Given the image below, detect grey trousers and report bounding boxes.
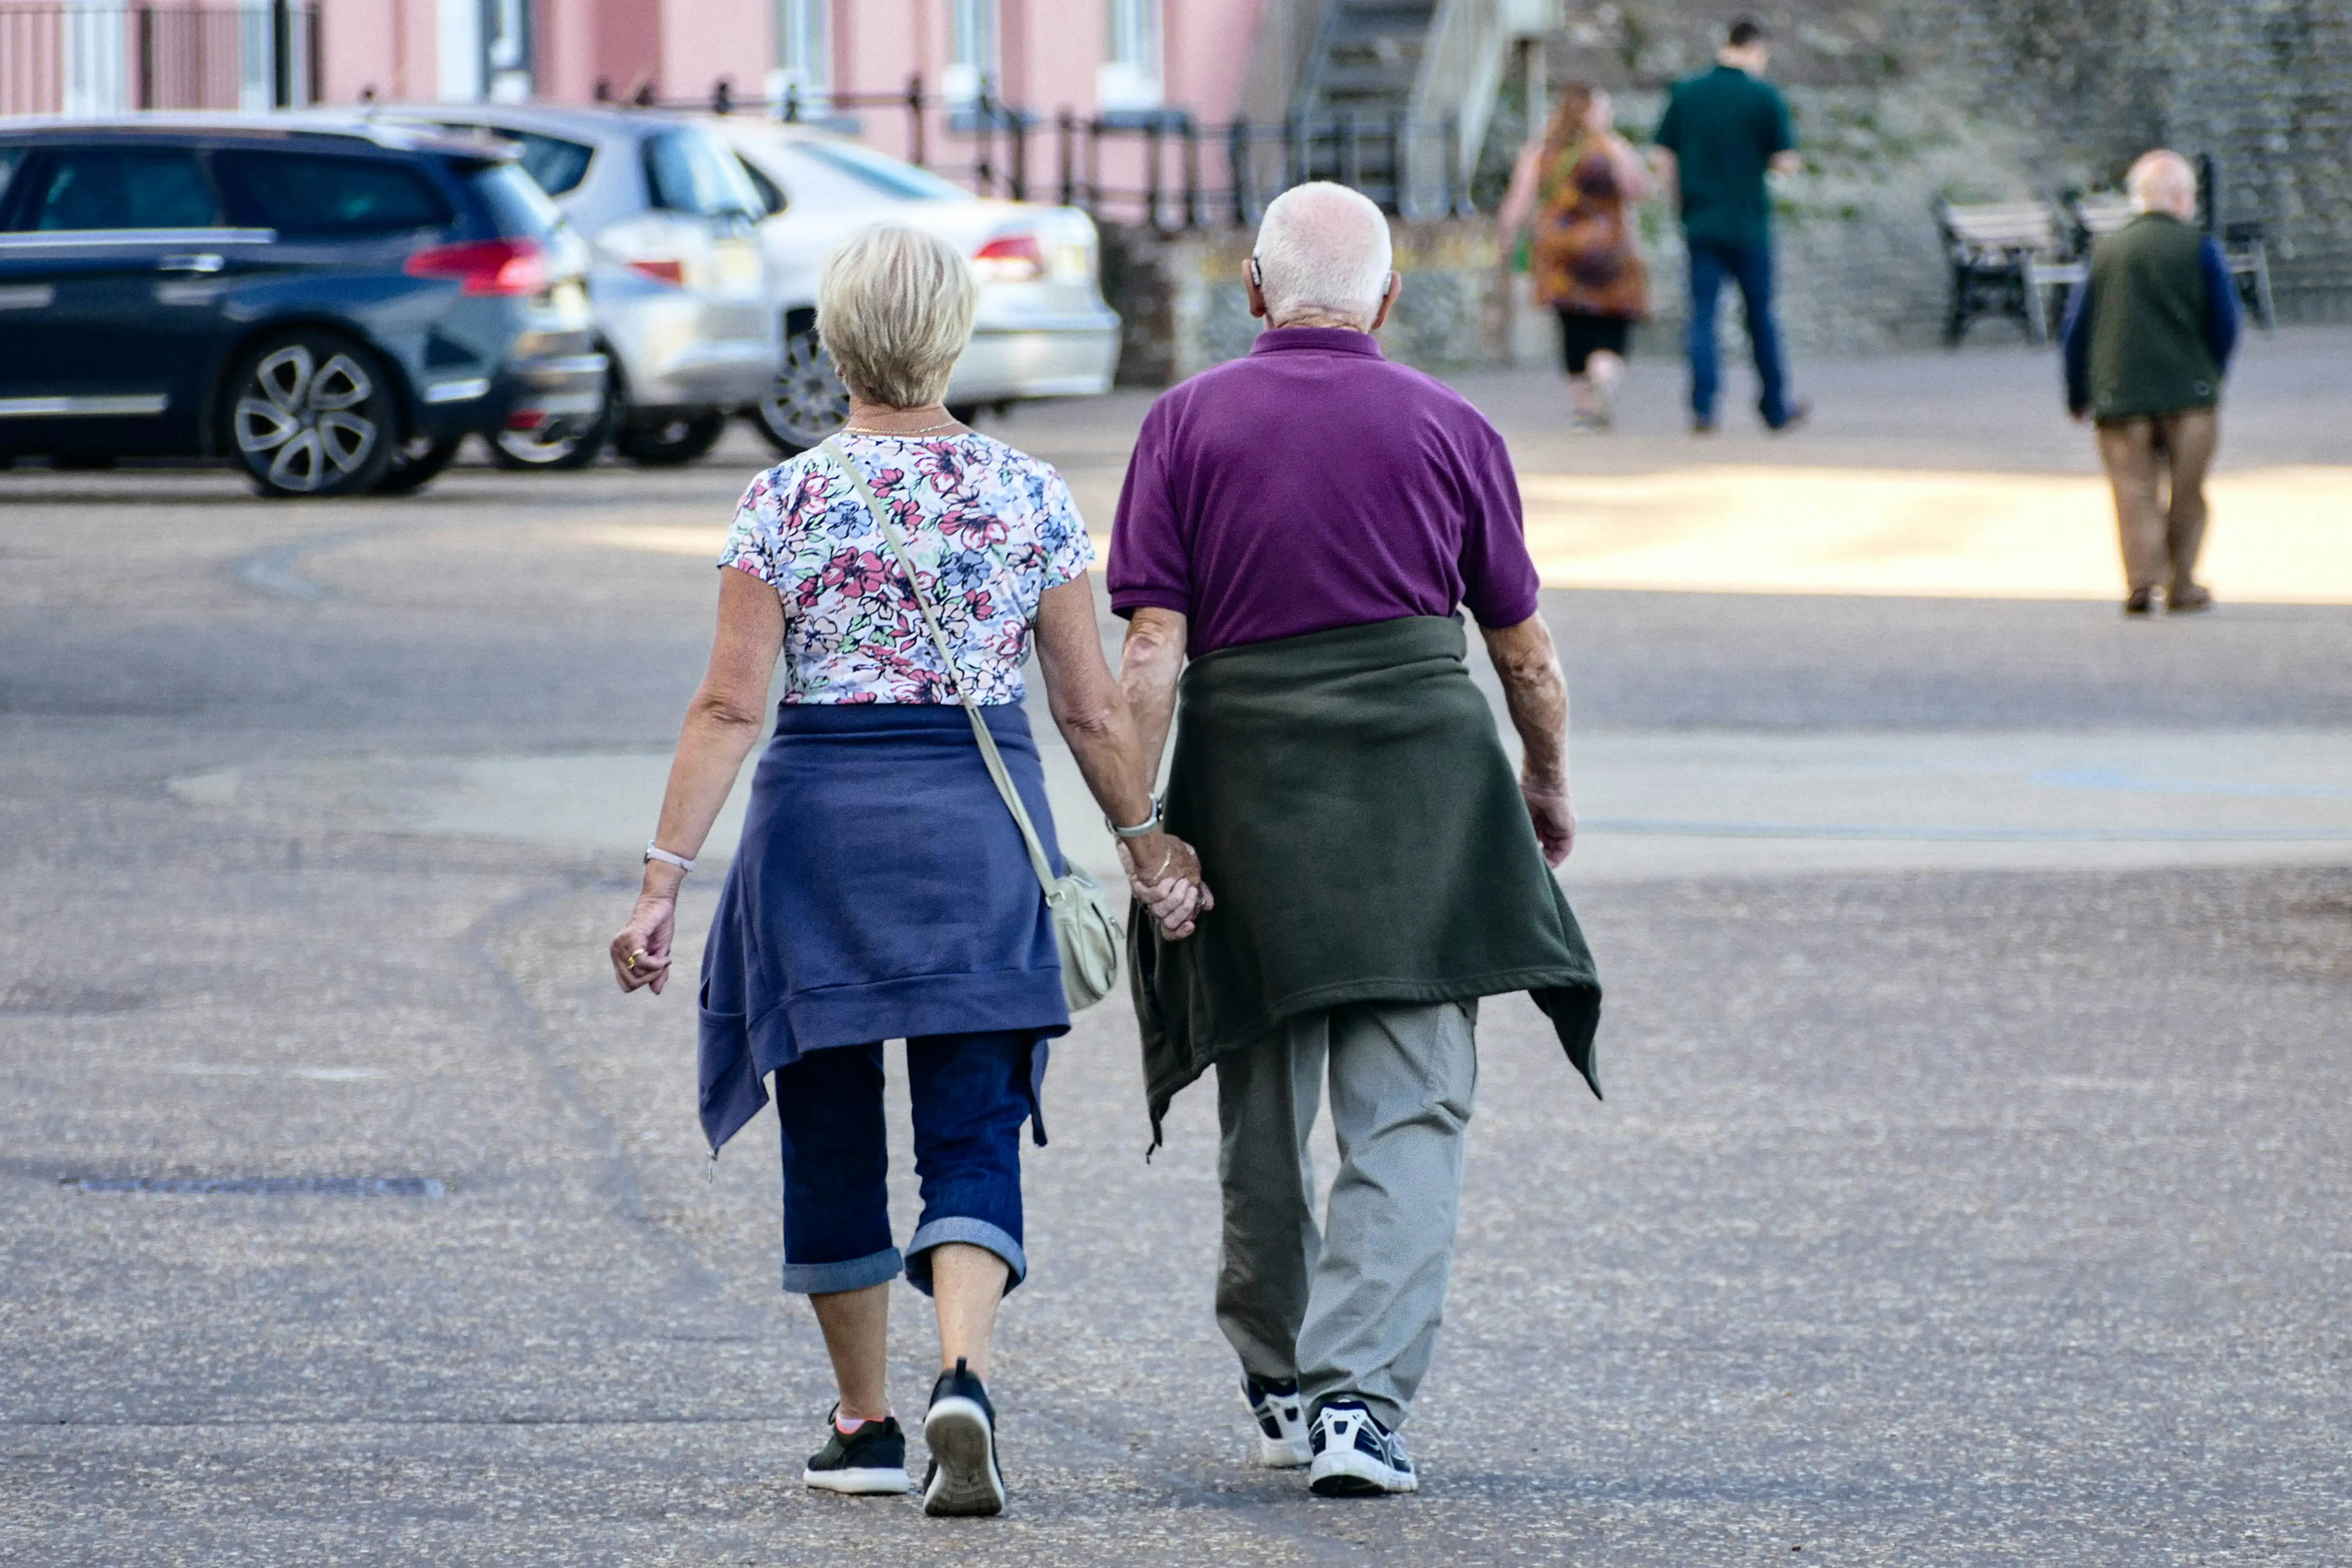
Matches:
[1213,998,1478,1431]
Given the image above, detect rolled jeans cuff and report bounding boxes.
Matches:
[905,1218,1027,1297]
[780,1245,903,1297]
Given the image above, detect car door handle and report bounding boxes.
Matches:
[158,253,225,274]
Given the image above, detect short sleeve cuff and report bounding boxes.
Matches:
[1465,586,1540,629]
[720,554,778,585]
[1042,535,1096,591]
[1108,587,1190,620]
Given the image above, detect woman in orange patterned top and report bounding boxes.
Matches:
[1499,83,1654,430]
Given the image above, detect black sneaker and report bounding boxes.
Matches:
[802,1406,910,1495]
[2124,588,2156,616]
[922,1358,1006,1517]
[1243,1373,1310,1468]
[1307,1400,1417,1497]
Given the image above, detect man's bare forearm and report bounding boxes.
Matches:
[1119,607,1188,786]
[1482,613,1570,787]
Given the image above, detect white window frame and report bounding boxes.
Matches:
[768,0,831,114]
[1098,0,1161,111]
[943,0,997,108]
[62,0,131,118]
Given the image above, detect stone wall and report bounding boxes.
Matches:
[1099,2,2352,387]
[1892,0,2352,316]
[1099,220,1516,386]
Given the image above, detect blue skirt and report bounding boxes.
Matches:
[697,702,1071,1153]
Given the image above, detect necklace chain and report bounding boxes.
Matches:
[840,416,960,436]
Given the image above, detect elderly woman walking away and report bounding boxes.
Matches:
[607,224,1208,1519]
[1498,82,1652,430]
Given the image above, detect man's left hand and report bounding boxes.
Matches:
[1522,779,1577,866]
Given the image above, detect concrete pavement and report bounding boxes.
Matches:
[4,332,2350,1564]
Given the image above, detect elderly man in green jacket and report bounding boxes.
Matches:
[1109,182,1602,1499]
[2062,149,2243,615]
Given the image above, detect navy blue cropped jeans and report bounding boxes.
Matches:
[774,1029,1045,1297]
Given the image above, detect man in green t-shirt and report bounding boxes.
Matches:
[1652,17,1806,433]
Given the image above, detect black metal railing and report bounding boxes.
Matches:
[0,2,320,117]
[630,75,1482,230]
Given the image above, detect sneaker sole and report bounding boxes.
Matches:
[802,1465,910,1496]
[1309,1449,1417,1497]
[923,1398,1006,1517]
[1254,1434,1312,1468]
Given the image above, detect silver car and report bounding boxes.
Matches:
[712,121,1121,456]
[380,104,778,467]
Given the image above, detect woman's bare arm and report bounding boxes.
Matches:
[1604,133,1653,202]
[1496,143,1542,250]
[1033,578,1207,936]
[609,567,784,992]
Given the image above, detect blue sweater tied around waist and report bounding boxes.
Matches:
[698,701,1071,1154]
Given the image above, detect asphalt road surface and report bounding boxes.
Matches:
[4,334,2349,1565]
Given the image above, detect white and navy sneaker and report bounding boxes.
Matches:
[922,1358,1007,1517]
[801,1405,911,1495]
[1308,1400,1417,1497]
[1243,1373,1311,1468]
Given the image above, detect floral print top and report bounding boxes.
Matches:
[719,431,1094,705]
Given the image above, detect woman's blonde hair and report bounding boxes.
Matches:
[817,223,977,409]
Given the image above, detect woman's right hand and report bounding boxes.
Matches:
[609,891,677,994]
[1118,831,1213,940]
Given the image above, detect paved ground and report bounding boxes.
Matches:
[4,333,2350,1564]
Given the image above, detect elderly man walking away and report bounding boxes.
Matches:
[1651,16,1807,434]
[2062,149,2242,616]
[1110,182,1603,1498]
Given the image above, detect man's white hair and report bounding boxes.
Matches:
[1253,182,1393,327]
[2127,149,2198,217]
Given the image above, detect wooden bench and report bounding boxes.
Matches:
[1935,198,2067,345]
[2031,192,2277,336]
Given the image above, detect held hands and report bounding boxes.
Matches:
[1522,773,1578,867]
[1118,830,1213,940]
[609,888,678,994]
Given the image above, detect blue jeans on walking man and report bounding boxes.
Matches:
[1687,240,1791,428]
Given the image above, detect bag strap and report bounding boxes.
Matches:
[818,438,1063,901]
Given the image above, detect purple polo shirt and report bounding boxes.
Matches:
[1107,327,1541,654]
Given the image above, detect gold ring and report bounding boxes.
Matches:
[625,950,644,970]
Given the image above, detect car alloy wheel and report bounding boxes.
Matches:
[754,321,851,456]
[371,435,463,496]
[613,409,728,467]
[491,367,616,471]
[228,333,394,497]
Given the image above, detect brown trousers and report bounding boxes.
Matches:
[2095,408,2220,594]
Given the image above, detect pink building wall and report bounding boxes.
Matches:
[305,0,1270,125]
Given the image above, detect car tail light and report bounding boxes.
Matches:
[404,238,548,297]
[971,231,1045,283]
[626,258,688,286]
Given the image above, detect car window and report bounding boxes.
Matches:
[490,130,594,197]
[21,146,222,231]
[789,140,964,202]
[735,155,786,217]
[467,160,561,237]
[216,150,453,237]
[642,128,762,218]
[0,146,22,204]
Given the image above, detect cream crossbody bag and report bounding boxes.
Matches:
[819,438,1121,1012]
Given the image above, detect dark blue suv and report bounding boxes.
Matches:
[0,118,605,496]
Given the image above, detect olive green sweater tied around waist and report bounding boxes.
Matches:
[1130,615,1604,1144]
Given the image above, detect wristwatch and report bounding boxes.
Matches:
[1108,796,1162,839]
